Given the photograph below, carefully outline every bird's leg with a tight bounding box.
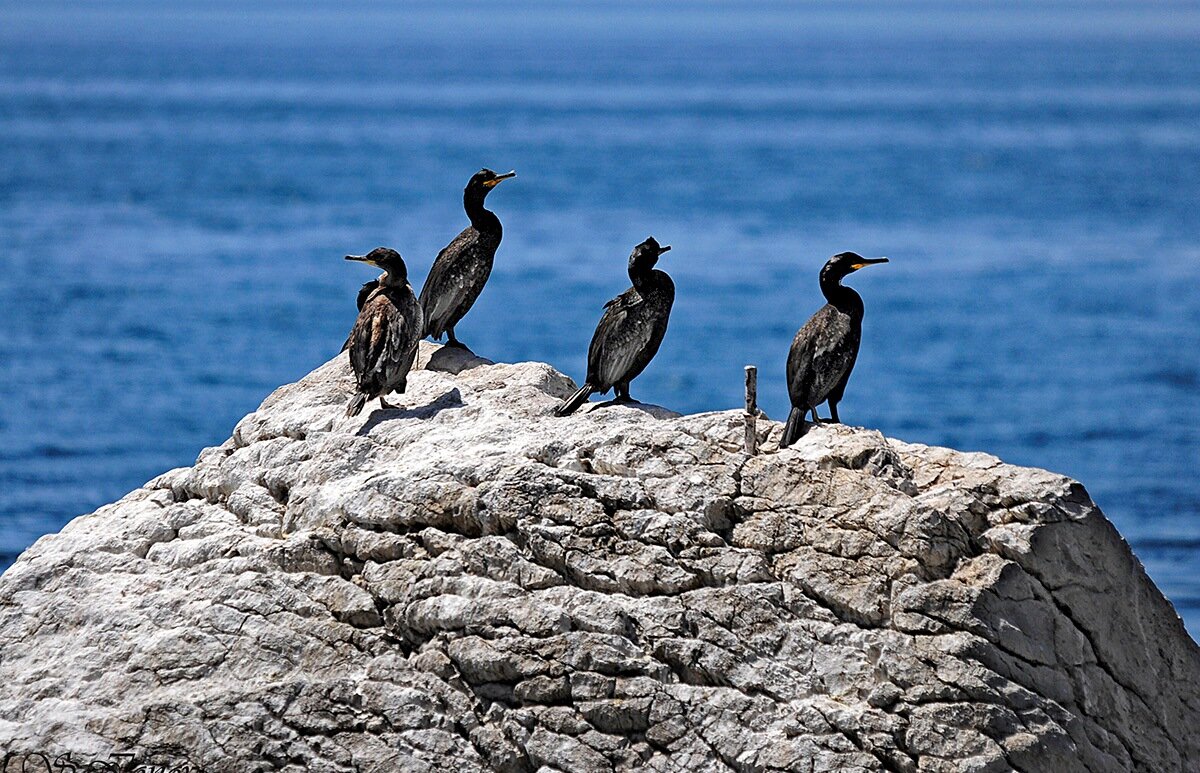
[445,327,466,349]
[614,383,635,404]
[380,395,399,410]
[808,407,822,424]
[827,401,841,424]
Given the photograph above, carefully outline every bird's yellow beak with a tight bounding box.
[851,257,889,270]
[483,170,517,188]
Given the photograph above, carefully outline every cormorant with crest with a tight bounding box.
[780,251,888,447]
[555,237,675,416]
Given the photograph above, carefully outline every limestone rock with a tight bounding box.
[1,343,1196,772]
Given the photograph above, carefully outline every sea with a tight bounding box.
[1,2,1197,639]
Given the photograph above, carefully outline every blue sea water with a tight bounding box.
[1,2,1198,637]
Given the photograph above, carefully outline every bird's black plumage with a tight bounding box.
[779,252,887,447]
[355,278,381,311]
[555,237,675,416]
[418,168,515,349]
[343,248,424,417]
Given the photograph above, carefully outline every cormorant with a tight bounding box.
[418,168,516,349]
[343,247,424,417]
[779,252,887,447]
[555,237,675,416]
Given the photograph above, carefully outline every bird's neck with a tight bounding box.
[630,266,662,293]
[464,190,501,234]
[379,268,408,288]
[820,276,863,316]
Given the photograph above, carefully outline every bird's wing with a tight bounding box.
[348,297,388,384]
[587,288,657,388]
[342,282,382,352]
[603,291,643,311]
[419,228,478,331]
[387,292,422,374]
[350,291,421,393]
[787,305,857,407]
[356,279,381,311]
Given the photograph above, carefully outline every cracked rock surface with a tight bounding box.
[1,343,1197,772]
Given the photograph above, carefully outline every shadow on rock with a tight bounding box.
[421,345,493,375]
[356,388,465,435]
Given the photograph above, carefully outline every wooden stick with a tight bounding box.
[744,365,758,455]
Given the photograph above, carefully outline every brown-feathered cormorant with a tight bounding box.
[555,237,675,416]
[343,247,424,417]
[779,252,887,447]
[418,168,515,349]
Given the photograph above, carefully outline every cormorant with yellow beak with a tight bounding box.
[780,251,887,447]
[418,168,516,349]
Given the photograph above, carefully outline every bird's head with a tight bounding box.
[466,168,516,196]
[821,252,888,283]
[346,247,408,281]
[629,236,672,273]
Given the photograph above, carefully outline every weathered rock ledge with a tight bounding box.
[1,344,1197,772]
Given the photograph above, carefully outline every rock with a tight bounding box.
[1,342,1197,772]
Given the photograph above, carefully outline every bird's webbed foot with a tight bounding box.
[614,385,636,404]
[444,328,470,350]
[380,397,400,410]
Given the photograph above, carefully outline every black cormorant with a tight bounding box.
[779,252,887,447]
[343,247,424,417]
[418,168,516,348]
[555,237,675,416]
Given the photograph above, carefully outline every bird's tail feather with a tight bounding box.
[345,393,369,417]
[421,310,441,340]
[780,406,808,448]
[554,384,594,417]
